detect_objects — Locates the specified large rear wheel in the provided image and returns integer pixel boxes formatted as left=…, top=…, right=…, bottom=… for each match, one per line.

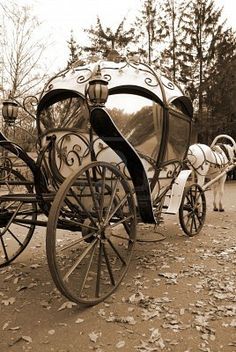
left=0, top=168, right=37, bottom=267
left=46, top=161, right=136, bottom=306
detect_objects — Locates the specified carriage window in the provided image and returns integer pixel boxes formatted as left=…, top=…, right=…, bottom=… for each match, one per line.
left=166, top=112, right=191, bottom=161
left=39, top=95, right=89, bottom=134
left=106, top=94, right=163, bottom=161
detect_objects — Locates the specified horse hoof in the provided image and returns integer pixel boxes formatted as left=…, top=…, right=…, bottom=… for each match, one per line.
left=213, top=208, right=218, bottom=211
left=219, top=209, right=225, bottom=212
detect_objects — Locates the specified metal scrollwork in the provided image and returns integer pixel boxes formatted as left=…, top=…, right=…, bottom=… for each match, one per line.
left=22, top=95, right=38, bottom=119
left=145, top=76, right=159, bottom=88
left=0, top=157, right=13, bottom=180
left=161, top=78, right=175, bottom=90
left=160, top=160, right=182, bottom=179
left=55, top=132, right=90, bottom=172
left=76, top=67, right=93, bottom=84
left=103, top=74, right=111, bottom=82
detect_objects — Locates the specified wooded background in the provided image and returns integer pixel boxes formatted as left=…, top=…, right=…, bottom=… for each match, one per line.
left=0, top=0, right=235, bottom=149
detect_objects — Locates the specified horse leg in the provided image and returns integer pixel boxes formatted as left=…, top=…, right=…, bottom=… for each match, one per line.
left=218, top=175, right=227, bottom=212
left=212, top=183, right=218, bottom=211
left=196, top=174, right=205, bottom=188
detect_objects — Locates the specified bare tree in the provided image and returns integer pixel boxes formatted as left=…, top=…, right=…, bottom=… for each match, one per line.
left=0, top=1, right=48, bottom=99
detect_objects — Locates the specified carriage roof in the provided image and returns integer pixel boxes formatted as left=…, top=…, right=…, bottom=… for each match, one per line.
left=37, top=58, right=193, bottom=118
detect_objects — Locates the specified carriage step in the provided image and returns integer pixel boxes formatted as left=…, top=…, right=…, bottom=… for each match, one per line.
left=0, top=193, right=55, bottom=202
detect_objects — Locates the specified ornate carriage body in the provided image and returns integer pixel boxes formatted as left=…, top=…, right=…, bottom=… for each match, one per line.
left=0, top=58, right=206, bottom=305
left=37, top=59, right=193, bottom=222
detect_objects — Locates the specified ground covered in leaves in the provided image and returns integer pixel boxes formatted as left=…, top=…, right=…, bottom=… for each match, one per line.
left=1, top=182, right=236, bottom=352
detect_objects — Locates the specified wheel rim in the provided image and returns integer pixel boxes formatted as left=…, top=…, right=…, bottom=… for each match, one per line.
left=46, top=161, right=136, bottom=305
left=0, top=169, right=36, bottom=267
left=179, top=183, right=206, bottom=236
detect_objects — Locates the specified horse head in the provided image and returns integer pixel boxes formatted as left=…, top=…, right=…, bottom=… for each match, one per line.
left=216, top=143, right=235, bottom=163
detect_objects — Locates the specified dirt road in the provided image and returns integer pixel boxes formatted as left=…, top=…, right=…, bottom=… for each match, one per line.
left=1, top=182, right=236, bottom=352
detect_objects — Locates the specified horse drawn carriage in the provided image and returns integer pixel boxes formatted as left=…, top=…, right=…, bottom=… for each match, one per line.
left=0, top=57, right=209, bottom=305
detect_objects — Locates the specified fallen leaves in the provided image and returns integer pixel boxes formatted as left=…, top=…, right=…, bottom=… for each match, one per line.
left=1, top=297, right=16, bottom=305
left=8, top=335, right=32, bottom=346
left=106, top=315, right=137, bottom=325
left=88, top=331, right=101, bottom=343
left=1, top=203, right=236, bottom=351
left=116, top=340, right=126, bottom=349
left=57, top=301, right=77, bottom=311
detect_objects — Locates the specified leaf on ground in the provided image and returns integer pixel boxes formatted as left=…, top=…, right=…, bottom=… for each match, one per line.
left=22, top=335, right=32, bottom=343
left=116, top=340, right=125, bottom=348
left=88, top=331, right=101, bottom=343
left=48, top=329, right=55, bottom=335
left=75, top=318, right=84, bottom=324
left=13, top=277, right=19, bottom=284
left=30, top=264, right=41, bottom=269
left=2, top=297, right=16, bottom=305
left=2, top=321, right=10, bottom=330
left=57, top=301, right=77, bottom=311
left=230, top=319, right=236, bottom=327
left=128, top=291, right=145, bottom=304
left=106, top=315, right=136, bottom=325
left=16, top=285, right=28, bottom=292
left=149, top=328, right=161, bottom=343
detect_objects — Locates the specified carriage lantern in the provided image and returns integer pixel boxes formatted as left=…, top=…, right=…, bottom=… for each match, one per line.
left=2, top=98, right=19, bottom=125
left=87, top=65, right=108, bottom=106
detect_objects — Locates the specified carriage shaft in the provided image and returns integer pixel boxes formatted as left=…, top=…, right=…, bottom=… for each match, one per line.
left=202, top=163, right=236, bottom=191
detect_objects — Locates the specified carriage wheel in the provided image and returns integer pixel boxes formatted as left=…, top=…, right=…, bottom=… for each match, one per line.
left=46, top=161, right=136, bottom=306
left=179, top=183, right=206, bottom=236
left=0, top=168, right=37, bottom=267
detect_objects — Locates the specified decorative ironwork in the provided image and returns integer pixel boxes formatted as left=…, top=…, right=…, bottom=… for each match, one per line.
left=56, top=133, right=90, bottom=168
left=75, top=67, right=93, bottom=84
left=22, top=95, right=38, bottom=120
left=161, top=77, right=175, bottom=90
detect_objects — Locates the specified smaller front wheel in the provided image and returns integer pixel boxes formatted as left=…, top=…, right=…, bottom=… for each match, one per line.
left=179, top=183, right=206, bottom=236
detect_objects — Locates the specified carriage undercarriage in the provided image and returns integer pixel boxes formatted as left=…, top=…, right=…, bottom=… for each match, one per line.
left=0, top=58, right=211, bottom=305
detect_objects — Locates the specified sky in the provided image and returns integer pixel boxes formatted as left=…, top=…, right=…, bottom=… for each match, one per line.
left=4, top=0, right=236, bottom=72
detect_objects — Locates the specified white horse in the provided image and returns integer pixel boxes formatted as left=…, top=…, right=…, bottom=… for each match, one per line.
left=187, top=136, right=236, bottom=212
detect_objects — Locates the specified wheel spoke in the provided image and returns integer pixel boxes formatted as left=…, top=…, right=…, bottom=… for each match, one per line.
left=78, top=243, right=97, bottom=297
left=86, top=169, right=101, bottom=221
left=97, top=166, right=106, bottom=219
left=63, top=238, right=98, bottom=281
left=59, top=208, right=97, bottom=231
left=68, top=188, right=97, bottom=227
left=0, top=236, right=9, bottom=261
left=59, top=232, right=95, bottom=252
left=7, top=228, right=24, bottom=247
left=110, top=232, right=133, bottom=242
left=107, top=237, right=127, bottom=265
left=95, top=241, right=102, bottom=298
left=104, top=177, right=119, bottom=222
left=102, top=242, right=115, bottom=286
left=13, top=221, right=32, bottom=230
left=192, top=213, right=197, bottom=232
left=104, top=194, right=128, bottom=225
left=109, top=214, right=134, bottom=228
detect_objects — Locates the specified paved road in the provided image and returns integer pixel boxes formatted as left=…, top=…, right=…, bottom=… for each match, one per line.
left=1, top=181, right=236, bottom=352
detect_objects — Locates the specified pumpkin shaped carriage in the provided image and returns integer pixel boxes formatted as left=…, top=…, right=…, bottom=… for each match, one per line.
left=0, top=57, right=206, bottom=305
